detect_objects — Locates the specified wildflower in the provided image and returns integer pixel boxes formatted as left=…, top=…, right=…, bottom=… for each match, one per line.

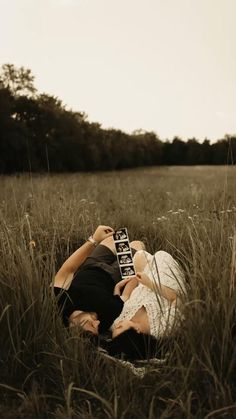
left=178, top=209, right=185, bottom=213
left=29, top=240, right=36, bottom=248
left=172, top=211, right=179, bottom=215
left=167, top=210, right=173, bottom=213
left=226, top=209, right=232, bottom=213
left=80, top=199, right=87, bottom=203
left=220, top=210, right=225, bottom=214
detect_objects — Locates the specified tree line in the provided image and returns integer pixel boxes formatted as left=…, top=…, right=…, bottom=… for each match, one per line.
left=0, top=64, right=235, bottom=173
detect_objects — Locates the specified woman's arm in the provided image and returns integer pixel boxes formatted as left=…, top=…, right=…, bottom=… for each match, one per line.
left=136, top=272, right=177, bottom=302
left=114, top=277, right=138, bottom=302
left=120, top=278, right=138, bottom=302
left=54, top=225, right=114, bottom=289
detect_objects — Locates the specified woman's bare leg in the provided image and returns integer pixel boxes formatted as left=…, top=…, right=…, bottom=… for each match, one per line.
left=133, top=250, right=150, bottom=272
left=130, top=240, right=146, bottom=251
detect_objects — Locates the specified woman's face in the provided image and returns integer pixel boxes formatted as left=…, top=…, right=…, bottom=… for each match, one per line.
left=112, top=319, right=140, bottom=338
left=69, top=311, right=100, bottom=335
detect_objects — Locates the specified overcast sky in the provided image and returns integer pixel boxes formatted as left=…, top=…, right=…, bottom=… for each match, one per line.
left=1, top=0, right=236, bottom=141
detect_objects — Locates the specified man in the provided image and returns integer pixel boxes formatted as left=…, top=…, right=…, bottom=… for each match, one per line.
left=54, top=225, right=145, bottom=334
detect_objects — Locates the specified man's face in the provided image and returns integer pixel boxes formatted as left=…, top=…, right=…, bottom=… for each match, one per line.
left=69, top=311, right=100, bottom=335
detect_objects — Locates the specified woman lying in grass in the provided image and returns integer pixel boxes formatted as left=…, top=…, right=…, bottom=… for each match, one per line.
left=54, top=224, right=184, bottom=360
left=107, top=250, right=185, bottom=360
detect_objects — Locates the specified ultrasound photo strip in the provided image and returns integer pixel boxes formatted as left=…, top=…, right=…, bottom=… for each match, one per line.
left=113, top=228, right=136, bottom=279
left=115, top=241, right=130, bottom=254
left=120, top=265, right=136, bottom=277
left=113, top=228, right=129, bottom=242
left=117, top=252, right=133, bottom=265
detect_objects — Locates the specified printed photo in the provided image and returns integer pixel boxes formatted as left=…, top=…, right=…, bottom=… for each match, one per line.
left=118, top=253, right=133, bottom=265
left=120, top=265, right=136, bottom=277
left=113, top=228, right=128, bottom=241
left=115, top=241, right=130, bottom=253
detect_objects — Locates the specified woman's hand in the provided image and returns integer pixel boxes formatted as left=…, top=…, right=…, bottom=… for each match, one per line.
left=120, top=277, right=138, bottom=302
left=114, top=278, right=132, bottom=296
left=92, top=225, right=114, bottom=243
left=136, top=272, right=152, bottom=288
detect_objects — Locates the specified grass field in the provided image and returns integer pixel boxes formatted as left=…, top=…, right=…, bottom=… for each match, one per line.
left=0, top=166, right=236, bottom=418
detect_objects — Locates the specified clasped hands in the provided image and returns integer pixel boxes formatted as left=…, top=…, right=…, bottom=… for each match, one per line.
left=114, top=272, right=150, bottom=302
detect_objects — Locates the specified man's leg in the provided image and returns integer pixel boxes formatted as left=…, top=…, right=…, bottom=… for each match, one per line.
left=99, top=236, right=116, bottom=253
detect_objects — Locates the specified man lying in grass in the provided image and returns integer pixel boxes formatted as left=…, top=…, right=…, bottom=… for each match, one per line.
left=54, top=225, right=144, bottom=334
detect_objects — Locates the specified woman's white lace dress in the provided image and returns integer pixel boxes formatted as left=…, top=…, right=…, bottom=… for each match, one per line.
left=111, top=250, right=185, bottom=338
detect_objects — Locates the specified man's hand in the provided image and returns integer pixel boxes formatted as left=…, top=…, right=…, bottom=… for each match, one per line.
left=92, top=225, right=114, bottom=243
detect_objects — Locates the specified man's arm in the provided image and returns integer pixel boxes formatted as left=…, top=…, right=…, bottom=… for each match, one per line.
left=54, top=225, right=114, bottom=289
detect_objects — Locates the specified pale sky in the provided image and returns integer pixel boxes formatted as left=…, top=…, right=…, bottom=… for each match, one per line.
left=1, top=0, right=236, bottom=141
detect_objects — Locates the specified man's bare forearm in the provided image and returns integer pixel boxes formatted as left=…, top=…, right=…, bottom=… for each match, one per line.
left=54, top=225, right=114, bottom=289
left=57, top=241, right=95, bottom=275
left=54, top=241, right=95, bottom=288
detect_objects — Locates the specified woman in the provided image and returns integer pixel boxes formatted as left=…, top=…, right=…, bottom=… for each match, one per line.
left=108, top=249, right=185, bottom=360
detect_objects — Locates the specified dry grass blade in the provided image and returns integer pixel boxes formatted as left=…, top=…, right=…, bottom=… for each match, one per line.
left=0, top=167, right=236, bottom=418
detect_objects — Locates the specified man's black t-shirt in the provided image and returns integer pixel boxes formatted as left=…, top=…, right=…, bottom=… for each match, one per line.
left=54, top=266, right=124, bottom=332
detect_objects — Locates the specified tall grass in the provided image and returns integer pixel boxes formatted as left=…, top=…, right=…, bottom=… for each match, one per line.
left=0, top=166, right=236, bottom=418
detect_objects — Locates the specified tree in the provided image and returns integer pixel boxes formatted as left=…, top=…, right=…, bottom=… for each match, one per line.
left=186, top=138, right=203, bottom=164
left=0, top=64, right=37, bottom=97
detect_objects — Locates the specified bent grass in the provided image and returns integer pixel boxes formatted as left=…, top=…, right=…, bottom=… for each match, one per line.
left=0, top=166, right=236, bottom=418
